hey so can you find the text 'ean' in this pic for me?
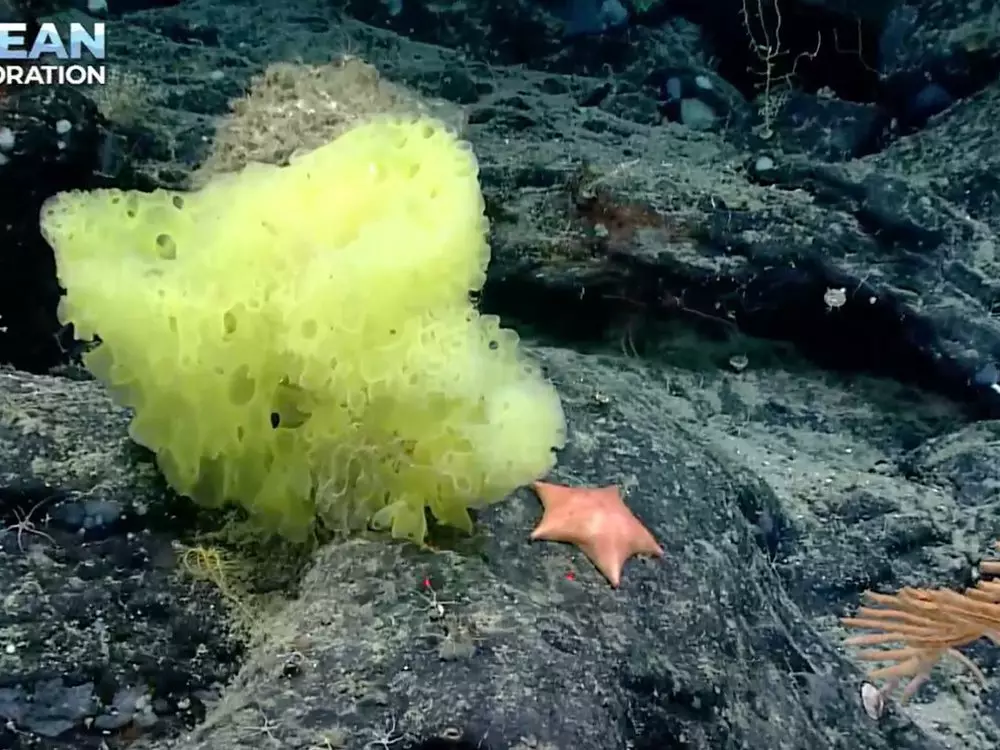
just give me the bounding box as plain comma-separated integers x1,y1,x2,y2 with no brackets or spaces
0,22,106,86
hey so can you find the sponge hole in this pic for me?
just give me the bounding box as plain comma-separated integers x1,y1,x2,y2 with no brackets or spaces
155,233,176,260
301,319,317,338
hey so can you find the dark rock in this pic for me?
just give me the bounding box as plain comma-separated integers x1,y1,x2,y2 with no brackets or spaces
0,86,103,373
759,91,882,160
0,370,243,750
877,0,1000,131
109,0,183,12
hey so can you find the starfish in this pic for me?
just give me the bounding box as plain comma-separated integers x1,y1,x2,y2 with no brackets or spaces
530,481,664,588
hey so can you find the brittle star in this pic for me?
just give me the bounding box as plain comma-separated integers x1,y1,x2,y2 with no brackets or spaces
2,497,56,552
363,714,409,750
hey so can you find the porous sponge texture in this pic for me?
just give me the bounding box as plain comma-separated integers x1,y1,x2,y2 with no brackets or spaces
40,117,566,543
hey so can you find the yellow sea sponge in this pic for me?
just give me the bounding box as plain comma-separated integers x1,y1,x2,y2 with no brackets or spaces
40,117,566,543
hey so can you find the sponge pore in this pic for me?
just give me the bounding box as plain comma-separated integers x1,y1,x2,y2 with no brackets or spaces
40,116,566,543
